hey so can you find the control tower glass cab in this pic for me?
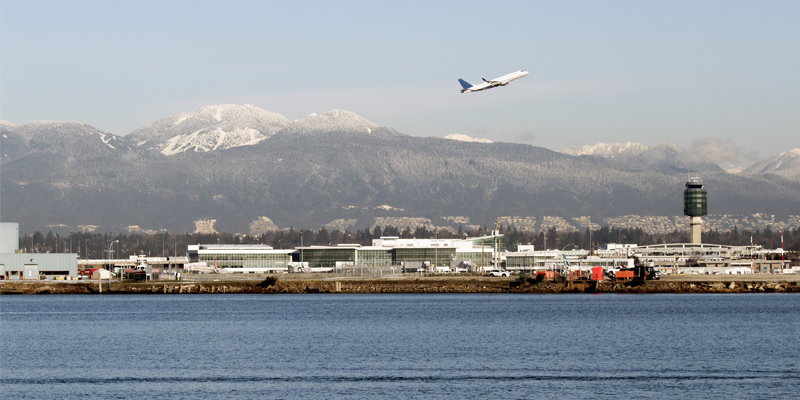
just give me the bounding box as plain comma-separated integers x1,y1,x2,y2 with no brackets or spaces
684,177,708,244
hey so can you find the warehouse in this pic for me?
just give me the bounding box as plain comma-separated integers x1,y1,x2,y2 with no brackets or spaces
0,222,78,280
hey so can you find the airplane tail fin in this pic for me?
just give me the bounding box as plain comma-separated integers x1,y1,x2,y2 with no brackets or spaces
458,79,473,90
563,254,570,267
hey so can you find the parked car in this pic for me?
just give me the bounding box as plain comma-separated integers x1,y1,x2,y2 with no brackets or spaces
487,269,510,277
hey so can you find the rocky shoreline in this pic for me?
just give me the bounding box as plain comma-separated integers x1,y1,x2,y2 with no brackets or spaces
1,278,798,295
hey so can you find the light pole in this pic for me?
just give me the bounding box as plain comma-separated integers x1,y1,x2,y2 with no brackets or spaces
300,232,304,267
69,233,72,254
109,240,119,273
85,239,89,259
434,229,438,272
173,237,176,257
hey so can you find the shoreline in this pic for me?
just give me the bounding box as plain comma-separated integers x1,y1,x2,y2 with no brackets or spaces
1,275,799,295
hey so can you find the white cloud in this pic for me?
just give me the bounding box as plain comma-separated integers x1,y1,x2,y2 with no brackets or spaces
682,138,760,166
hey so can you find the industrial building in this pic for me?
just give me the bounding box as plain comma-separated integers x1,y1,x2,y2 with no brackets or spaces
0,222,78,280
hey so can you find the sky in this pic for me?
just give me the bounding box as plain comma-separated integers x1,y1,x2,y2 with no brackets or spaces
1,0,798,167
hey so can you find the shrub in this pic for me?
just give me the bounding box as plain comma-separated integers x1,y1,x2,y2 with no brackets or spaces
259,276,278,287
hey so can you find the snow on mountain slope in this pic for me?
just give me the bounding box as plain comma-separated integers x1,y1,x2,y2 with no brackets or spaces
559,141,651,158
444,133,492,143
558,141,722,172
277,109,379,136
1,120,131,162
127,104,291,155
742,149,800,181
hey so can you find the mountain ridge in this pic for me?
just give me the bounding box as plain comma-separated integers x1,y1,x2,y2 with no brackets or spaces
3,107,799,235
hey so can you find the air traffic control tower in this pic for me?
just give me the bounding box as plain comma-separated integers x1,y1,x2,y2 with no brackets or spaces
684,177,708,244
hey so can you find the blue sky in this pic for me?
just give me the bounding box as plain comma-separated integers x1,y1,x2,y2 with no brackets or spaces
2,0,798,167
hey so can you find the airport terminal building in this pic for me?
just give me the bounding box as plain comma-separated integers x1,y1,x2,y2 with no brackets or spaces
185,235,506,273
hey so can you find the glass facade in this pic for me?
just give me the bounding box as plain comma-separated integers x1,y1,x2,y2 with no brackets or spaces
294,248,356,269
504,255,542,269
684,181,708,216
468,235,505,252
292,247,392,268
198,252,290,270
392,247,456,267
357,249,392,266
454,251,494,267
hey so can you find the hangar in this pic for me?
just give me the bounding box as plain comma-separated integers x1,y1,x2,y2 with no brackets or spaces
0,222,78,280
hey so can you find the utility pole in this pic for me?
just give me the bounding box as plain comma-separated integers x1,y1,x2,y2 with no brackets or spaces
434,229,438,270
494,220,499,270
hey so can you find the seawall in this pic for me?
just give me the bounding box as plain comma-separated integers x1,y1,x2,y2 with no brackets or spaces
1,277,799,295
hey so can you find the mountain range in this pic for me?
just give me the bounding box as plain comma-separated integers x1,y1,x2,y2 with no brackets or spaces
2,105,799,235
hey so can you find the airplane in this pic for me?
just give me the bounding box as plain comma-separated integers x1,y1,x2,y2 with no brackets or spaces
458,70,529,93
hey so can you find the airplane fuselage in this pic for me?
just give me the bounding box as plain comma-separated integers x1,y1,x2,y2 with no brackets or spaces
459,70,529,93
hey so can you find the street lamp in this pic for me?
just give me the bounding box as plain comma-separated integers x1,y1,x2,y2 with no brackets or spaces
434,229,438,272
300,232,304,267
69,233,72,254
108,240,119,273
85,239,89,260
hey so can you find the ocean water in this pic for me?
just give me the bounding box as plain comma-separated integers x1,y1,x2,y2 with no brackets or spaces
1,293,798,399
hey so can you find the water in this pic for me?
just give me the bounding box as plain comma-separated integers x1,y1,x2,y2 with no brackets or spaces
1,293,798,399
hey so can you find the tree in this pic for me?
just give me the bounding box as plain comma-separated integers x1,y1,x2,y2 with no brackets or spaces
316,228,330,245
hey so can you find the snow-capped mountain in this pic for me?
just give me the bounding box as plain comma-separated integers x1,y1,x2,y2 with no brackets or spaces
3,108,800,235
444,133,492,143
558,141,721,172
276,110,380,137
743,149,800,181
559,141,651,158
1,120,131,163
126,104,291,155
